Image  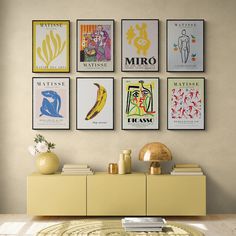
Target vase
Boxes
[36,152,60,174]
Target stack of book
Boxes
[121,217,166,232]
[61,164,94,175]
[171,164,203,175]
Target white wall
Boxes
[0,0,236,213]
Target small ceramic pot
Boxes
[36,152,59,174]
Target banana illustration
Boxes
[85,83,107,120]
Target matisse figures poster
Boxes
[76,20,114,72]
[167,20,204,72]
[167,77,205,130]
[122,77,159,130]
[33,77,70,130]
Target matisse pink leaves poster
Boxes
[167,77,205,130]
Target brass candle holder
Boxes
[108,163,118,174]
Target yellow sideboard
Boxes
[27,172,206,216]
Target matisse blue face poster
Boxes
[33,77,70,130]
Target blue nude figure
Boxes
[40,90,63,118]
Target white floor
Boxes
[0,214,235,236]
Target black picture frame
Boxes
[121,19,159,72]
[76,19,115,72]
[32,77,70,130]
[167,77,205,130]
[166,19,205,72]
[121,77,160,130]
[32,20,70,73]
[76,77,114,130]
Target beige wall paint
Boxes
[0,0,236,213]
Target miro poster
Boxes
[33,77,70,130]
[76,20,114,72]
[32,20,70,73]
[167,77,205,130]
[167,20,204,72]
[121,19,159,72]
[122,77,159,130]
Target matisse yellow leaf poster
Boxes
[32,20,70,73]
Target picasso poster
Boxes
[32,20,70,73]
[167,20,204,72]
[32,77,70,130]
[167,77,205,130]
[122,77,159,130]
[76,20,114,72]
[121,19,159,72]
[76,78,114,130]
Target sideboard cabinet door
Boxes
[27,173,86,216]
[87,173,146,216]
[147,175,206,216]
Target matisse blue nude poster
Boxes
[32,77,70,130]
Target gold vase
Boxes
[36,152,59,175]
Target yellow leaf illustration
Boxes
[56,33,61,55]
[42,39,48,62]
[37,30,66,69]
[50,30,58,58]
[46,34,53,61]
[37,47,48,66]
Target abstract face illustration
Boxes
[126,80,156,117]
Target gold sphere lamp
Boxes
[139,142,172,174]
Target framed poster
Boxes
[167,77,205,130]
[32,77,70,130]
[122,77,160,130]
[121,19,159,72]
[76,20,114,72]
[32,20,70,73]
[167,19,204,72]
[76,77,114,130]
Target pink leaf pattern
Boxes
[171,88,202,119]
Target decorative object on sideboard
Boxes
[28,134,59,174]
[108,163,118,174]
[139,142,172,175]
[123,149,132,173]
[171,163,203,175]
[118,153,126,174]
[61,164,94,175]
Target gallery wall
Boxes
[0,0,236,213]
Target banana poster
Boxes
[121,19,159,72]
[76,78,114,130]
[32,20,70,72]
[167,20,204,72]
[76,20,114,72]
[167,77,205,130]
[122,77,159,130]
[33,77,70,130]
